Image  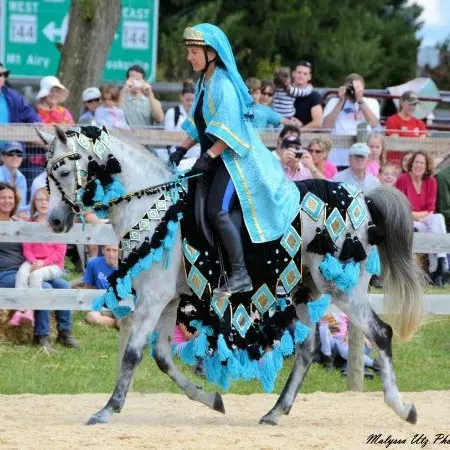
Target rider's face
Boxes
[186,46,214,72]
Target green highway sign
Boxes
[0,0,159,81]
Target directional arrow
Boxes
[43,21,62,42]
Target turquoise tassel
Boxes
[116,273,131,299]
[367,246,381,275]
[92,180,105,202]
[91,292,106,311]
[259,352,277,393]
[335,261,360,292]
[239,350,258,381]
[130,263,141,278]
[152,246,164,263]
[179,340,196,365]
[319,253,343,281]
[277,297,287,311]
[294,321,310,344]
[280,330,294,356]
[218,365,231,391]
[112,305,132,318]
[139,254,153,271]
[307,294,331,324]
[148,331,159,358]
[193,332,208,358]
[228,351,241,380]
[104,290,118,310]
[217,334,232,362]
[104,178,126,202]
[272,347,283,372]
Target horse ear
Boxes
[54,125,68,145]
[35,128,55,146]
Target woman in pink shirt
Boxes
[395,151,449,285]
[303,138,338,180]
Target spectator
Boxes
[0,183,79,351]
[30,171,46,204]
[246,77,297,129]
[385,91,427,138]
[0,142,28,219]
[0,63,41,133]
[436,161,450,232]
[276,124,301,145]
[10,188,66,327]
[292,61,323,130]
[319,312,377,378]
[367,133,386,177]
[273,135,312,181]
[302,138,338,180]
[260,81,274,107]
[395,151,449,286]
[401,150,414,173]
[94,84,130,130]
[272,67,313,119]
[119,64,164,126]
[331,143,380,193]
[83,245,120,328]
[322,73,380,168]
[379,162,400,187]
[165,80,200,169]
[79,87,102,125]
[36,76,74,124]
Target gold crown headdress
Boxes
[183,27,206,46]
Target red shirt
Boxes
[385,113,427,137]
[395,172,437,213]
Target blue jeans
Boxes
[0,268,72,337]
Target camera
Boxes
[133,80,143,89]
[294,149,305,159]
[346,84,355,98]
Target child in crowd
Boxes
[79,87,102,125]
[366,133,386,177]
[94,84,130,130]
[272,67,313,118]
[9,188,66,327]
[379,162,401,186]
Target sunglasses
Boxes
[86,98,101,104]
[298,60,312,68]
[4,151,23,157]
[261,91,273,97]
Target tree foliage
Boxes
[424,38,450,91]
[158,0,422,87]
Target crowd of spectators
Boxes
[0,56,449,355]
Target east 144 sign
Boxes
[2,0,159,81]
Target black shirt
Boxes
[294,91,322,125]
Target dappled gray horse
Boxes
[40,125,423,426]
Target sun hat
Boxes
[0,63,10,77]
[36,76,69,101]
[348,143,370,157]
[82,87,101,102]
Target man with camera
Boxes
[322,73,380,168]
[119,64,165,126]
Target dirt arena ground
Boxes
[0,391,448,449]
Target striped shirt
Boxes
[273,85,313,118]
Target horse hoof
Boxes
[406,404,417,424]
[86,415,108,425]
[213,392,226,414]
[259,416,278,426]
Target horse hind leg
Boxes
[152,297,225,414]
[87,299,168,425]
[332,285,417,424]
[260,300,319,425]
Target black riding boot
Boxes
[214,211,253,294]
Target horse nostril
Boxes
[52,218,61,227]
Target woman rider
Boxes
[170,24,300,294]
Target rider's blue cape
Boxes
[182,24,299,243]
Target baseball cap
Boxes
[281,136,302,149]
[2,141,25,156]
[348,143,369,157]
[0,63,9,76]
[82,87,101,102]
[400,90,420,105]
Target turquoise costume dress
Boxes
[182,24,299,243]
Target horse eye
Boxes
[60,170,71,178]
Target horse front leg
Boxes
[152,297,225,414]
[260,302,319,425]
[87,299,167,425]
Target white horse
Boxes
[39,125,424,426]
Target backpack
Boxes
[174,105,181,128]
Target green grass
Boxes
[0,313,449,395]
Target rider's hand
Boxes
[169,146,188,166]
[191,152,216,174]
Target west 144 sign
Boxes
[1,0,159,81]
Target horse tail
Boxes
[365,185,424,341]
